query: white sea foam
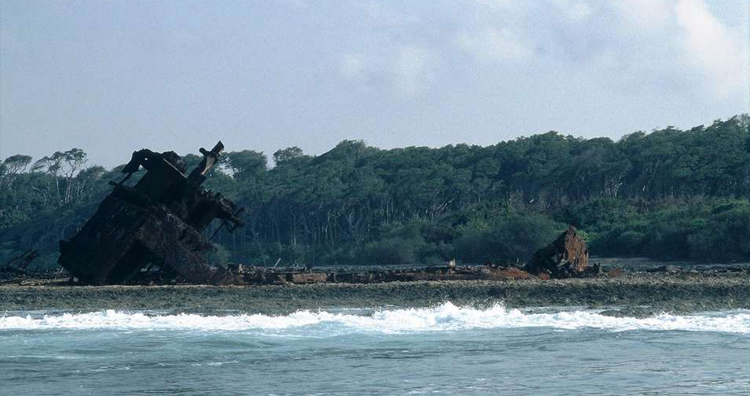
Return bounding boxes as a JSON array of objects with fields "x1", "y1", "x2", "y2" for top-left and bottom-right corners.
[{"x1": 1, "y1": 303, "x2": 748, "y2": 334}]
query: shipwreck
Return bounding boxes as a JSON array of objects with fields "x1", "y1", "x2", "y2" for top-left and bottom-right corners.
[
  {"x1": 57, "y1": 145, "x2": 604, "y2": 286},
  {"x1": 58, "y1": 142, "x2": 244, "y2": 285}
]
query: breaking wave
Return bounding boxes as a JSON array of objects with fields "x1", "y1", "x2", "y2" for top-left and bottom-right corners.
[{"x1": 1, "y1": 303, "x2": 748, "y2": 334}]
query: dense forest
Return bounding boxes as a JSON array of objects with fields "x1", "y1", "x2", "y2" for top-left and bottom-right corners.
[{"x1": 1, "y1": 116, "x2": 748, "y2": 270}]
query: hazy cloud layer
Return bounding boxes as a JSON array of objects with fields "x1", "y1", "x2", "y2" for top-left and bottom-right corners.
[{"x1": 1, "y1": 0, "x2": 747, "y2": 167}]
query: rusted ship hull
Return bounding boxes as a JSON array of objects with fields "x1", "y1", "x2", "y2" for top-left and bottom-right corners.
[
  {"x1": 59, "y1": 196, "x2": 235, "y2": 285},
  {"x1": 58, "y1": 142, "x2": 244, "y2": 285}
]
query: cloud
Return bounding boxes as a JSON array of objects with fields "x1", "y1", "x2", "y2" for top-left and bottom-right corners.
[
  {"x1": 675, "y1": 0, "x2": 746, "y2": 97},
  {"x1": 552, "y1": 0, "x2": 594, "y2": 21},
  {"x1": 611, "y1": 0, "x2": 672, "y2": 31},
  {"x1": 474, "y1": 0, "x2": 513, "y2": 12},
  {"x1": 361, "y1": 1, "x2": 421, "y2": 27},
  {"x1": 340, "y1": 53, "x2": 367, "y2": 79},
  {"x1": 339, "y1": 46, "x2": 435, "y2": 97},
  {"x1": 278, "y1": 0, "x2": 309, "y2": 9},
  {"x1": 457, "y1": 27, "x2": 533, "y2": 63},
  {"x1": 335, "y1": 0, "x2": 746, "y2": 101},
  {"x1": 392, "y1": 46, "x2": 433, "y2": 97}
]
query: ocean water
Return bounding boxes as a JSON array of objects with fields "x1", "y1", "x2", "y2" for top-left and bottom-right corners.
[{"x1": 1, "y1": 303, "x2": 748, "y2": 396}]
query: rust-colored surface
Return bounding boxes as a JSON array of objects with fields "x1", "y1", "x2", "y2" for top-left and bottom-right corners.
[
  {"x1": 236, "y1": 265, "x2": 536, "y2": 285},
  {"x1": 290, "y1": 272, "x2": 329, "y2": 284},
  {"x1": 58, "y1": 142, "x2": 244, "y2": 285},
  {"x1": 495, "y1": 267, "x2": 535, "y2": 280},
  {"x1": 524, "y1": 226, "x2": 589, "y2": 278}
]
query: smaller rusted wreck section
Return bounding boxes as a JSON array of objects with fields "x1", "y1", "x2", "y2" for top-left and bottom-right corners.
[
  {"x1": 524, "y1": 225, "x2": 597, "y2": 278},
  {"x1": 59, "y1": 142, "x2": 244, "y2": 285}
]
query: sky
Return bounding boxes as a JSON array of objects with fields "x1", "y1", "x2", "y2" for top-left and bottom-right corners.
[{"x1": 1, "y1": 0, "x2": 748, "y2": 168}]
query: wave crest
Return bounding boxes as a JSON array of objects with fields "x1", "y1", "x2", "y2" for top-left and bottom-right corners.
[{"x1": 1, "y1": 303, "x2": 748, "y2": 334}]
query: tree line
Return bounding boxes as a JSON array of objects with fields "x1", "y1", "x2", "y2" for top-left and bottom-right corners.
[{"x1": 1, "y1": 115, "x2": 748, "y2": 269}]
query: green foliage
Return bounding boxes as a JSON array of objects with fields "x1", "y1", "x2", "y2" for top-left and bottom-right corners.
[
  {"x1": 453, "y1": 206, "x2": 563, "y2": 264},
  {"x1": 226, "y1": 150, "x2": 267, "y2": 181},
  {"x1": 686, "y1": 201, "x2": 750, "y2": 262},
  {"x1": 361, "y1": 238, "x2": 419, "y2": 265},
  {"x1": 558, "y1": 199, "x2": 750, "y2": 262},
  {"x1": 273, "y1": 146, "x2": 305, "y2": 165},
  {"x1": 206, "y1": 243, "x2": 232, "y2": 266}
]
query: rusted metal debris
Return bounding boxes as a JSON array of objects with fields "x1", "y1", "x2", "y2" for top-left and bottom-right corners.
[
  {"x1": 58, "y1": 141, "x2": 245, "y2": 285},
  {"x1": 524, "y1": 225, "x2": 592, "y2": 278},
  {"x1": 236, "y1": 265, "x2": 537, "y2": 285}
]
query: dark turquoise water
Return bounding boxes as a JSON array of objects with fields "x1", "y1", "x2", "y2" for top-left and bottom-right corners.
[{"x1": 1, "y1": 304, "x2": 748, "y2": 395}]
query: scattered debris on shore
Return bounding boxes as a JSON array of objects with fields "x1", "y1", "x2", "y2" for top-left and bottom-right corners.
[
  {"x1": 124, "y1": 260, "x2": 616, "y2": 286},
  {"x1": 234, "y1": 265, "x2": 538, "y2": 285},
  {"x1": 218, "y1": 226, "x2": 612, "y2": 285}
]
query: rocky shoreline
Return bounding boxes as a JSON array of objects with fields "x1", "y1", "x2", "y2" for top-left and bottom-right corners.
[{"x1": 0, "y1": 271, "x2": 747, "y2": 317}]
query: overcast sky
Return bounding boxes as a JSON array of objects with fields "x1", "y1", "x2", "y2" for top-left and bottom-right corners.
[{"x1": 1, "y1": 0, "x2": 748, "y2": 168}]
